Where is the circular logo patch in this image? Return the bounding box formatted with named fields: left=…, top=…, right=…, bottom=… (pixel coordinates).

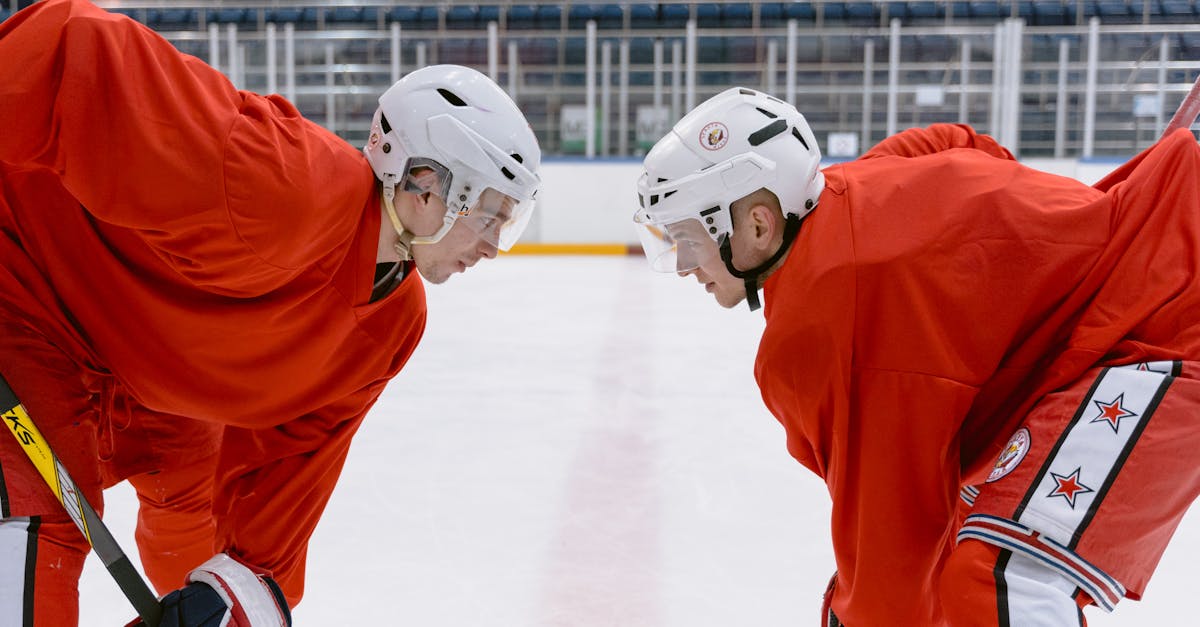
left=699, top=122, right=729, bottom=151
left=986, top=427, right=1030, bottom=483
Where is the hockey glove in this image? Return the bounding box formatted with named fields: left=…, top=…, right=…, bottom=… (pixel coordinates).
left=128, top=553, right=292, bottom=627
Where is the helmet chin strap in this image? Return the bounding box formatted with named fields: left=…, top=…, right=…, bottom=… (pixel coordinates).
left=717, top=213, right=803, bottom=312
left=382, top=185, right=455, bottom=260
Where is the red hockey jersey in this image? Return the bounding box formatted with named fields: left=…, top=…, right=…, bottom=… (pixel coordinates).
left=0, top=0, right=426, bottom=602
left=755, top=124, right=1200, bottom=624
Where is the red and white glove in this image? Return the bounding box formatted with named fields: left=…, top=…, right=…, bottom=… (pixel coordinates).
left=128, top=553, right=291, bottom=627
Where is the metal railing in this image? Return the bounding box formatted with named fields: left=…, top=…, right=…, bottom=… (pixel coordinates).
left=84, top=2, right=1200, bottom=158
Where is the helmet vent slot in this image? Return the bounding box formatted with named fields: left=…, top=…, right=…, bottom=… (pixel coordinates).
left=380, top=114, right=392, bottom=134
left=511, top=153, right=524, bottom=163
left=501, top=166, right=516, bottom=180
left=739, top=88, right=757, bottom=96
left=663, top=190, right=676, bottom=199
left=791, top=127, right=811, bottom=150
left=437, top=88, right=468, bottom=107
left=748, top=120, right=788, bottom=146
left=756, top=107, right=778, bottom=119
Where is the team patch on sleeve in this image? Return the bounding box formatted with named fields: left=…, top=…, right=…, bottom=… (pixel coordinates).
left=986, top=428, right=1031, bottom=483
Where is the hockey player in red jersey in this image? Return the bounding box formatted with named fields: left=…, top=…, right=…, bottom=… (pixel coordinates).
left=633, top=87, right=1200, bottom=625
left=0, top=0, right=540, bottom=625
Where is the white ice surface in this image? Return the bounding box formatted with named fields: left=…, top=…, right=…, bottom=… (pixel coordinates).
left=79, top=256, right=1197, bottom=626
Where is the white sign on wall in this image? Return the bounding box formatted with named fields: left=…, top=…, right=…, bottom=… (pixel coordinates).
left=635, top=106, right=671, bottom=152
left=560, top=105, right=591, bottom=154
left=915, top=85, right=946, bottom=107
left=826, top=132, right=859, bottom=158
left=1133, top=94, right=1160, bottom=118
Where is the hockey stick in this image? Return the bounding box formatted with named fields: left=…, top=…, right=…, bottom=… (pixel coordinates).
left=0, top=373, right=162, bottom=627
left=1163, top=71, right=1200, bottom=136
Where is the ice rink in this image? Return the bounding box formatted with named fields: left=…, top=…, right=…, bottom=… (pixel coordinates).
left=80, top=256, right=1199, bottom=625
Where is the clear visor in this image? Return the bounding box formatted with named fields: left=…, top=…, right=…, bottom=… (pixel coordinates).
left=633, top=215, right=721, bottom=273
left=401, top=158, right=453, bottom=199
left=457, top=187, right=535, bottom=252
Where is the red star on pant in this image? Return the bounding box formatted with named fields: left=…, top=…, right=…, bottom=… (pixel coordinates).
left=1091, top=393, right=1137, bottom=433
left=1047, top=467, right=1094, bottom=508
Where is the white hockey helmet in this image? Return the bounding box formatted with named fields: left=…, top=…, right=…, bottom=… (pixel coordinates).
left=364, top=64, right=541, bottom=251
left=634, top=87, right=824, bottom=273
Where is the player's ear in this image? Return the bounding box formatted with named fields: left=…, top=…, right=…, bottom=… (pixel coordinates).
left=746, top=203, right=781, bottom=251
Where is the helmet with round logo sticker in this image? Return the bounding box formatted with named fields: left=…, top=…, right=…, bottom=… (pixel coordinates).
left=632, top=88, right=824, bottom=309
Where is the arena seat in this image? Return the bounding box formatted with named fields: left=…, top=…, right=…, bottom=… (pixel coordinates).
left=445, top=5, right=478, bottom=29
left=478, top=5, right=501, bottom=25
left=535, top=4, right=562, bottom=29
left=695, top=3, right=721, bottom=27
left=629, top=4, right=659, bottom=28
left=266, top=7, right=304, bottom=23
left=207, top=8, right=248, bottom=24
left=969, top=0, right=1003, bottom=19
left=506, top=5, right=536, bottom=29
left=386, top=6, right=420, bottom=26
left=723, top=3, right=754, bottom=27
left=903, top=1, right=944, bottom=22
left=568, top=4, right=623, bottom=29
left=660, top=3, right=690, bottom=28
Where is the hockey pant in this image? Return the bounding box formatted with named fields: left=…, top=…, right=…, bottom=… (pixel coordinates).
left=0, top=321, right=221, bottom=626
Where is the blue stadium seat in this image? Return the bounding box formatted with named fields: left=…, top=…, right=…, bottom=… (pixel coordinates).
left=630, top=4, right=659, bottom=28
left=903, top=1, right=944, bottom=22
left=695, top=3, right=721, bottom=27
left=1178, top=32, right=1200, bottom=55
left=596, top=4, right=624, bottom=28
left=535, top=4, right=562, bottom=29
left=1094, top=0, right=1137, bottom=21
left=660, top=3, right=689, bottom=28
left=821, top=2, right=848, bottom=22
left=760, top=3, right=785, bottom=23
left=782, top=1, right=820, bottom=21
left=517, top=37, right=560, bottom=64
left=445, top=5, right=478, bottom=29
left=207, top=8, right=248, bottom=24
left=723, top=3, right=754, bottom=27
left=628, top=37, right=656, bottom=63
left=478, top=5, right=501, bottom=25
left=727, top=36, right=757, bottom=62
left=844, top=1, right=879, bottom=24
left=915, top=34, right=955, bottom=59
left=326, top=7, right=364, bottom=24
left=568, top=4, right=599, bottom=29
left=1159, top=0, right=1194, bottom=21
left=970, top=0, right=1003, bottom=19
left=440, top=39, right=483, bottom=65
left=507, top=5, right=536, bottom=29
left=697, top=36, right=726, bottom=63
left=153, top=8, right=196, bottom=28
left=1033, top=1, right=1069, bottom=25
left=0, top=8, right=9, bottom=23
left=416, top=6, right=440, bottom=29
left=387, top=6, right=420, bottom=26
left=564, top=37, right=586, bottom=64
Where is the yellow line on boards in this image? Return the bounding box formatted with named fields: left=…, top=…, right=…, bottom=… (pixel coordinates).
left=504, top=243, right=643, bottom=256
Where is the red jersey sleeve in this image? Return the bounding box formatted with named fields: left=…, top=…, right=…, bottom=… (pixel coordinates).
left=860, top=123, right=1015, bottom=160
left=212, top=383, right=385, bottom=606
left=0, top=0, right=371, bottom=296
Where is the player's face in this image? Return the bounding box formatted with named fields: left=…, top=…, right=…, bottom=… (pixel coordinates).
left=663, top=220, right=746, bottom=308
left=410, top=191, right=508, bottom=284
